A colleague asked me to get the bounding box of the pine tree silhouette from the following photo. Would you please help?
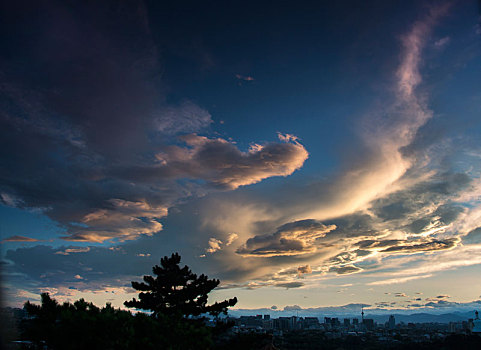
[124,253,237,318]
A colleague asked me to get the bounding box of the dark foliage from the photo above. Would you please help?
[124,252,237,318]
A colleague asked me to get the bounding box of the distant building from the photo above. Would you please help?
[304,317,320,329]
[363,318,375,331]
[388,315,395,330]
[331,317,341,328]
[344,318,350,327]
[473,311,481,334]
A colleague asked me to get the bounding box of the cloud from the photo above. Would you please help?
[283,305,302,311]
[225,233,238,246]
[235,74,254,81]
[2,235,39,243]
[395,293,408,297]
[270,305,278,310]
[4,244,156,295]
[297,264,312,276]
[275,282,305,289]
[329,265,362,275]
[3,1,475,307]
[434,36,450,48]
[123,133,308,190]
[63,199,167,242]
[0,0,309,246]
[206,238,223,253]
[155,101,212,135]
[236,219,336,257]
[368,274,433,286]
[462,227,481,244]
[54,247,91,255]
[380,238,458,254]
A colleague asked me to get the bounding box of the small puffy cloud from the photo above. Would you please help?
[206,238,223,253]
[434,36,450,48]
[395,293,408,297]
[236,219,336,257]
[271,305,278,310]
[277,133,298,143]
[283,305,302,311]
[225,233,238,246]
[275,282,305,289]
[2,235,39,243]
[55,247,91,255]
[297,264,312,276]
[329,265,362,275]
[235,74,254,81]
[155,101,212,135]
[74,275,83,280]
[136,253,151,257]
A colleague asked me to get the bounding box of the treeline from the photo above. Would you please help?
[21,293,218,350]
[18,253,238,350]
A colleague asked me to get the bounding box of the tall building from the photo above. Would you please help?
[473,310,481,334]
[363,319,375,331]
[388,315,395,330]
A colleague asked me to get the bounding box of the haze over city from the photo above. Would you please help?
[1,0,481,319]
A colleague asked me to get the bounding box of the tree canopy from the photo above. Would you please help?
[124,252,237,318]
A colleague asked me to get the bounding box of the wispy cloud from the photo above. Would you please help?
[368,274,433,286]
[235,74,255,81]
[2,235,40,243]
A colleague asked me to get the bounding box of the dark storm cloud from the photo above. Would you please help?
[0,0,308,242]
[236,219,336,257]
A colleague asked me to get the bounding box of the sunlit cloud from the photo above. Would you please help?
[62,199,167,243]
[2,235,40,243]
[368,274,433,286]
[206,238,223,253]
[236,219,336,257]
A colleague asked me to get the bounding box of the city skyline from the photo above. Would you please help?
[1,0,481,314]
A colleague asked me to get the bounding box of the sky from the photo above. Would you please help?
[1,0,481,316]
